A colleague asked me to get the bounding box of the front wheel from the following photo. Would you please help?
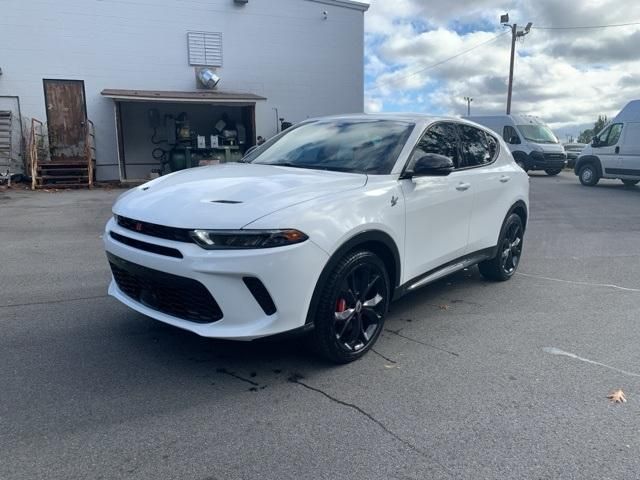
[479,213,524,281]
[545,168,562,176]
[622,179,639,187]
[578,164,600,186]
[515,159,528,172]
[311,250,390,363]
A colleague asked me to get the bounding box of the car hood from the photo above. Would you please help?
[530,142,566,154]
[113,163,367,229]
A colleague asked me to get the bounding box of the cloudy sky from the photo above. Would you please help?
[362,0,640,140]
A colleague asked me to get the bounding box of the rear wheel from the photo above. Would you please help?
[312,250,390,363]
[578,163,600,186]
[545,168,562,176]
[479,214,524,282]
[622,179,639,187]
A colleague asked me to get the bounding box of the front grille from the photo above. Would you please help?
[544,153,566,161]
[107,253,223,323]
[116,215,194,243]
[110,231,183,258]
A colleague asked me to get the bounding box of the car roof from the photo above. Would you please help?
[306,113,483,126]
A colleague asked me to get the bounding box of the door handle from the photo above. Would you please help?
[500,175,511,183]
[456,182,471,191]
[615,146,620,154]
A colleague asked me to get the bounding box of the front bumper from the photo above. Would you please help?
[104,218,329,340]
[527,151,566,170]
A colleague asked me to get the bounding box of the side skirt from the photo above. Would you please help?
[393,247,497,301]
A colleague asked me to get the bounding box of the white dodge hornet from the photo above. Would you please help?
[104,115,529,363]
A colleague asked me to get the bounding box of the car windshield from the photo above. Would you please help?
[246,119,414,174]
[516,124,559,144]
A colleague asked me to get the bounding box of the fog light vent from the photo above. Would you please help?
[243,277,277,315]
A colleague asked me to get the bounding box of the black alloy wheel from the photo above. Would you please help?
[312,250,389,363]
[622,179,639,187]
[545,168,562,176]
[479,213,524,281]
[499,221,523,276]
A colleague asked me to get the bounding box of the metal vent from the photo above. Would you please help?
[0,111,12,169]
[188,31,223,67]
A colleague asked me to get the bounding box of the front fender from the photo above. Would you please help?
[574,155,602,176]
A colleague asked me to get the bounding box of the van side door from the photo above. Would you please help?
[593,123,623,177]
[617,122,640,178]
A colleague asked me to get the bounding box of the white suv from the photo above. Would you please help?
[104,115,529,363]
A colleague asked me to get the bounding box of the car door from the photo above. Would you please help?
[458,124,514,252]
[400,122,475,281]
[617,122,640,177]
[593,123,623,176]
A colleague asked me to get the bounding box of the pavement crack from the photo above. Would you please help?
[517,272,640,293]
[543,347,640,378]
[371,348,397,364]
[289,377,453,476]
[1,294,109,309]
[216,368,259,386]
[384,329,459,357]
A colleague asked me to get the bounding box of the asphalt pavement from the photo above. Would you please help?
[2,172,640,479]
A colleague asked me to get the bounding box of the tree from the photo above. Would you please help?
[578,115,608,143]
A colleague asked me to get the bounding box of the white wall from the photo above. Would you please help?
[0,0,366,180]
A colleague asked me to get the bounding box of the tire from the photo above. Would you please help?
[578,163,600,186]
[622,179,639,187]
[545,169,562,176]
[311,250,390,364]
[479,213,524,282]
[515,159,528,172]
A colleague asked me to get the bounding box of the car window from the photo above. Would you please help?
[604,123,623,146]
[247,119,414,174]
[458,124,492,168]
[410,122,460,168]
[485,132,498,159]
[503,125,520,144]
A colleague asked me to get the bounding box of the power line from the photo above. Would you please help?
[368,31,510,93]
[533,21,640,30]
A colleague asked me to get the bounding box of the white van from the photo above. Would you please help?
[465,115,566,175]
[575,100,640,187]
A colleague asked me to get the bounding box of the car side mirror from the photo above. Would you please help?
[408,153,455,177]
[591,137,600,147]
[509,136,520,145]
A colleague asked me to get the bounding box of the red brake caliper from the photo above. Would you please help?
[336,298,347,313]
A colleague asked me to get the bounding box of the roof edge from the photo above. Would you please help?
[306,0,369,12]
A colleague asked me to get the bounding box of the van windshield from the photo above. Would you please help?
[516,125,559,144]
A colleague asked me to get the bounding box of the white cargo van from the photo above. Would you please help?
[466,115,566,175]
[575,100,640,187]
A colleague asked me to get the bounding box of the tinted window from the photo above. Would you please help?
[459,124,492,167]
[503,125,520,144]
[247,119,414,174]
[410,123,460,168]
[485,132,498,158]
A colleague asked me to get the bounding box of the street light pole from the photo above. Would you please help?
[506,23,517,115]
[464,96,473,116]
[501,14,532,115]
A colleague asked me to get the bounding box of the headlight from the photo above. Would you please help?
[190,229,308,249]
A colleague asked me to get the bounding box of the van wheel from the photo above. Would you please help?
[545,169,562,176]
[311,250,390,364]
[622,179,639,187]
[578,164,600,186]
[479,213,524,282]
[515,159,528,172]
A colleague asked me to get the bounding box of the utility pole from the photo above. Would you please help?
[464,96,473,116]
[501,14,532,115]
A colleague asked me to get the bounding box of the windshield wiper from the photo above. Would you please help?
[269,163,358,173]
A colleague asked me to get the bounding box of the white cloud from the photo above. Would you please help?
[364,0,640,137]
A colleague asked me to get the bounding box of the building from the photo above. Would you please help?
[0,0,368,183]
